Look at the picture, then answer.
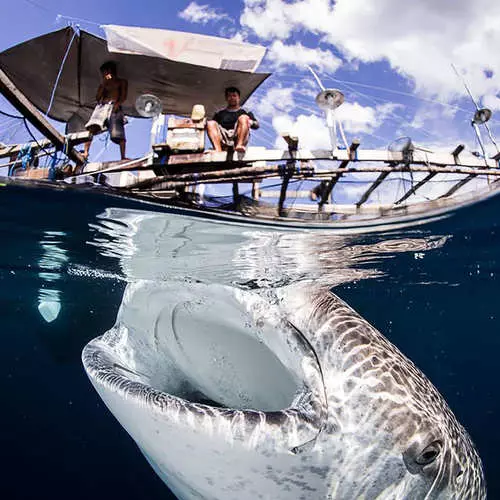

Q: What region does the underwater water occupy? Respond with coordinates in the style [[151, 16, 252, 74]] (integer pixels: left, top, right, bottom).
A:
[[0, 183, 499, 499]]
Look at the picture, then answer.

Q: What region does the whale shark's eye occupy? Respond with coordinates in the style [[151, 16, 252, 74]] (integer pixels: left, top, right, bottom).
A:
[[416, 441, 442, 465]]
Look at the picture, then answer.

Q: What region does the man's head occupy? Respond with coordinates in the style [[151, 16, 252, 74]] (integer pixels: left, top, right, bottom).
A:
[[225, 86, 241, 108], [100, 61, 117, 80]]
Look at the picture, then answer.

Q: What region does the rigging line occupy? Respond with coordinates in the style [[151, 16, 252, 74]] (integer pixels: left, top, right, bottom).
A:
[[3, 122, 24, 148], [55, 14, 102, 27], [336, 81, 436, 140], [322, 75, 472, 114], [0, 109, 24, 120], [292, 84, 434, 142], [22, 119, 55, 157], [275, 72, 472, 114], [451, 64, 479, 110], [21, 0, 53, 14], [46, 29, 79, 116]]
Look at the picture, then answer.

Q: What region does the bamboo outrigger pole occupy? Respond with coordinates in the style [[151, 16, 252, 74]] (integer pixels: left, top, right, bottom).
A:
[[0, 68, 84, 166]]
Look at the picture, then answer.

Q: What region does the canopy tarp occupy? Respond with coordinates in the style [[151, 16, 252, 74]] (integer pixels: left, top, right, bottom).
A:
[[0, 27, 270, 132], [103, 25, 266, 72]]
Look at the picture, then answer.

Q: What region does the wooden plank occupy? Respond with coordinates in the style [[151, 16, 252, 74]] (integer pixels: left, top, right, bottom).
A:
[[129, 163, 314, 190], [165, 146, 497, 169], [290, 203, 394, 215], [356, 171, 391, 207], [259, 190, 311, 198], [313, 165, 500, 177], [0, 69, 84, 166], [0, 131, 90, 160]]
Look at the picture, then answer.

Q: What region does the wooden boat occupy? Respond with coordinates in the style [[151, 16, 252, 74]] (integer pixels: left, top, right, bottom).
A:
[[1, 25, 500, 231]]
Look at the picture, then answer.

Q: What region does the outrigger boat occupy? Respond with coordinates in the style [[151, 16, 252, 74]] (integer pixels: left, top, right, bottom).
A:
[[1, 25, 500, 231]]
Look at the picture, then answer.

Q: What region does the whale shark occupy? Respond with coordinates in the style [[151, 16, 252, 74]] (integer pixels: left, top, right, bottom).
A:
[[82, 279, 485, 499]]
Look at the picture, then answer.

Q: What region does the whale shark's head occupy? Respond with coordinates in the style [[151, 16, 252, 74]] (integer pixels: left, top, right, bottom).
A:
[[286, 285, 486, 499], [83, 281, 486, 499]]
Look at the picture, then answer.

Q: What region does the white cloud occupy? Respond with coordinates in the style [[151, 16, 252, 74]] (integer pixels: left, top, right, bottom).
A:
[[269, 100, 400, 149], [252, 86, 296, 117], [179, 2, 230, 24], [241, 0, 500, 101], [267, 40, 342, 73], [272, 113, 329, 149]]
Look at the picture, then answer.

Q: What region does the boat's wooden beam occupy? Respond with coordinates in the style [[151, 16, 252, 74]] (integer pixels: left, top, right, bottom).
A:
[[394, 173, 437, 205], [164, 146, 498, 169], [395, 144, 466, 204], [128, 162, 314, 190], [0, 131, 90, 160], [259, 190, 312, 199], [314, 165, 500, 177], [319, 140, 360, 208], [439, 174, 477, 198], [356, 171, 391, 207], [0, 69, 84, 166]]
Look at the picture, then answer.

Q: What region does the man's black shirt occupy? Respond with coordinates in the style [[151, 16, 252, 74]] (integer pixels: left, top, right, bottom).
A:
[[212, 108, 258, 130]]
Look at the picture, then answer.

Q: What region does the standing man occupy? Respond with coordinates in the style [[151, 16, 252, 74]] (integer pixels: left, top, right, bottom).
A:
[[207, 87, 259, 153], [83, 61, 128, 160]]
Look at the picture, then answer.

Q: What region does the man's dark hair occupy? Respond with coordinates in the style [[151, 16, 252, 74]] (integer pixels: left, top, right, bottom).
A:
[[100, 61, 117, 75], [225, 86, 240, 97]]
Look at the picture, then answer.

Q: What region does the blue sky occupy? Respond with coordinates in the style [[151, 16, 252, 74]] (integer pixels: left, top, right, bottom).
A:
[[2, 0, 500, 202]]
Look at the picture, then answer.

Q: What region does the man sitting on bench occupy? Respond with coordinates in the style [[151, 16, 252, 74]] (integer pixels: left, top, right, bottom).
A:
[[207, 87, 259, 153]]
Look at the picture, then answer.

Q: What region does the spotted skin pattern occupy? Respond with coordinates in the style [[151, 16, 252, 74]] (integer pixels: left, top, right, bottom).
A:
[[82, 282, 486, 499]]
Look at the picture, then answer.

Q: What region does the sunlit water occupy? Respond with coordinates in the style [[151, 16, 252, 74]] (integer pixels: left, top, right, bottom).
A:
[[1, 183, 499, 499]]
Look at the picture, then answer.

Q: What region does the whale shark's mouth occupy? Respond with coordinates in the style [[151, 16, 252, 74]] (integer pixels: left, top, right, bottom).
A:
[[83, 280, 326, 426]]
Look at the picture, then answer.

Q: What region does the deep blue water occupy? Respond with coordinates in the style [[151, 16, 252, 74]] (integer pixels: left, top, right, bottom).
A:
[[1, 183, 499, 499]]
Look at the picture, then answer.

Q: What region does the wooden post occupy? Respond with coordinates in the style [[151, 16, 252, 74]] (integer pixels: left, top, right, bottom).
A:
[[232, 182, 239, 203], [278, 134, 299, 216], [319, 140, 360, 210], [356, 171, 390, 207], [0, 68, 84, 166], [251, 181, 260, 200], [277, 170, 291, 216]]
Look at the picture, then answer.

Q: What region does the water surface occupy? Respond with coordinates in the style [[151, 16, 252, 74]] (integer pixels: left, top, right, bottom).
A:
[[1, 183, 498, 498]]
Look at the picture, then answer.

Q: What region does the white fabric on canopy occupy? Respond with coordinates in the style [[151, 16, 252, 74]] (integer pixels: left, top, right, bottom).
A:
[[103, 25, 266, 73]]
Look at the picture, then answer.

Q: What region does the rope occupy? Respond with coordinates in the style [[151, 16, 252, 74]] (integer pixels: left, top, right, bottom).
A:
[[46, 28, 79, 116], [0, 109, 23, 120]]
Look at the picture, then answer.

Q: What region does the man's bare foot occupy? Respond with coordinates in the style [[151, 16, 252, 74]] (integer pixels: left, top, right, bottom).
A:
[[235, 144, 246, 153]]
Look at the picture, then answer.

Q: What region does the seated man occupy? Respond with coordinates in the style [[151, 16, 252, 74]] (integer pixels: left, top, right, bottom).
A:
[[207, 86, 259, 153], [83, 61, 128, 160]]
